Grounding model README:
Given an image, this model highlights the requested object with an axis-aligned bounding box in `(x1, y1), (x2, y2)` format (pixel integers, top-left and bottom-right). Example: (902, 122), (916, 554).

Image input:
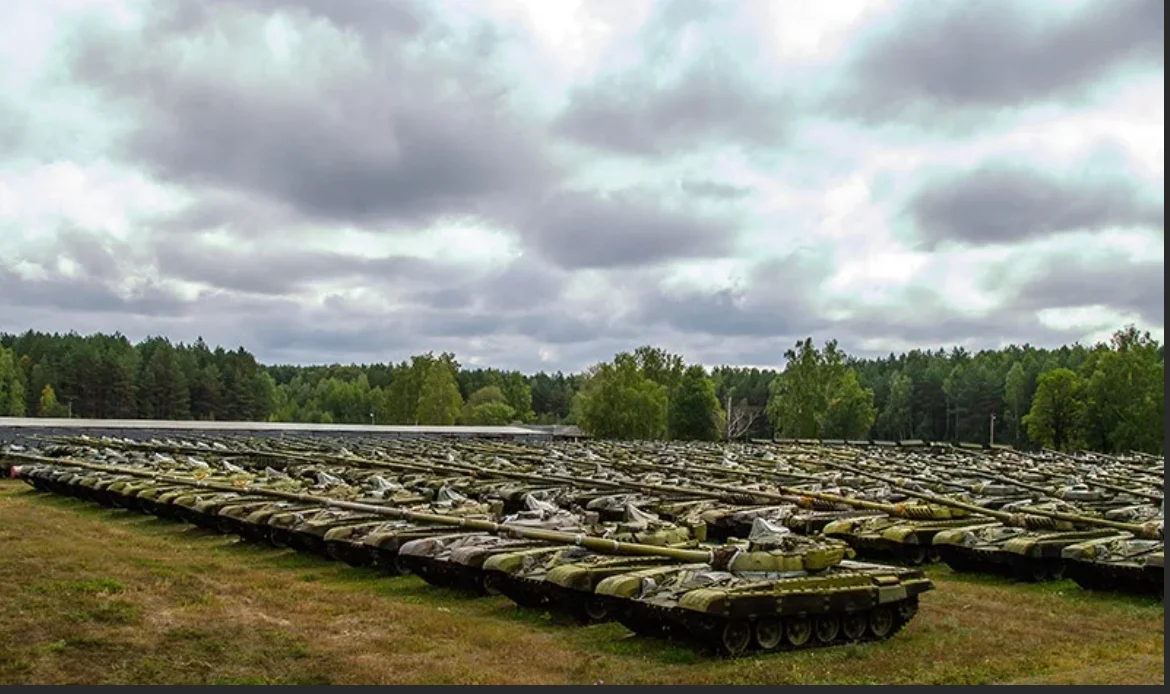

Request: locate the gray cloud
(990, 249), (1164, 325)
(837, 0), (1164, 121)
(823, 286), (1088, 356)
(907, 163), (1164, 248)
(555, 59), (793, 156)
(152, 238), (463, 296)
(523, 190), (734, 269)
(554, 0), (792, 156)
(67, 2), (557, 230)
(195, 0), (432, 39)
(635, 251), (834, 337)
(679, 179), (751, 200)
(0, 264), (188, 318)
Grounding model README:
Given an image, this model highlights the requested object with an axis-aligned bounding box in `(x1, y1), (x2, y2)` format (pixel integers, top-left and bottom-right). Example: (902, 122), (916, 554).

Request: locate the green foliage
(465, 401), (517, 425)
(575, 353), (669, 440)
(1078, 326), (1164, 454)
(0, 345), (26, 416)
(766, 339), (876, 439)
(874, 370), (912, 440)
(467, 386), (506, 408)
(462, 386), (518, 425)
(667, 365), (722, 441)
(632, 345), (685, 391)
(416, 359), (464, 426)
(1003, 361), (1032, 445)
(38, 385), (68, 418)
(1023, 368), (1087, 451)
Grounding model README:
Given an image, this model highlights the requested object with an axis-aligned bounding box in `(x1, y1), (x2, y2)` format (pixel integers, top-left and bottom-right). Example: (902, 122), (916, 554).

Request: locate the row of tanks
(2, 433), (1162, 654)
(8, 433), (1162, 596)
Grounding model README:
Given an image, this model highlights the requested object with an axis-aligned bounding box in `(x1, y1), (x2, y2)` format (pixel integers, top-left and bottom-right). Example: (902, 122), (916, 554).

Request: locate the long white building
(0, 417), (554, 443)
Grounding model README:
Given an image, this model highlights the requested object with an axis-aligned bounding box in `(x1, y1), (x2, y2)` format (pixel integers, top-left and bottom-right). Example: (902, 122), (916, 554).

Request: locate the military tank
(821, 462), (1165, 581)
(269, 486), (490, 558)
(593, 519), (934, 655)
(322, 490), (500, 571)
(1061, 503), (1165, 596)
(395, 496), (604, 594)
(477, 502), (699, 622)
(930, 499), (1162, 582)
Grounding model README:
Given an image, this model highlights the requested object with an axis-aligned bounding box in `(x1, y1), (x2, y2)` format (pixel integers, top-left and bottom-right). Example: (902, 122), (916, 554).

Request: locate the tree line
(0, 326), (1163, 453)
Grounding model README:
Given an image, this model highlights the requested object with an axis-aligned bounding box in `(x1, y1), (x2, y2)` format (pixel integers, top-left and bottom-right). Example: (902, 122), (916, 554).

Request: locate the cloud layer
(0, 0), (1163, 371)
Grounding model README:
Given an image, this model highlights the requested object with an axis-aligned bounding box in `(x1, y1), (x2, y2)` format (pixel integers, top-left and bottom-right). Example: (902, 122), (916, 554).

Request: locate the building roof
(0, 417), (545, 437)
(520, 424), (589, 437)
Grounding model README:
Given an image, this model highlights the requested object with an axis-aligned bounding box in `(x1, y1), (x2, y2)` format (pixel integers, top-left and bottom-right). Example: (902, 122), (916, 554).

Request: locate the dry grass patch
(0, 480), (1162, 685)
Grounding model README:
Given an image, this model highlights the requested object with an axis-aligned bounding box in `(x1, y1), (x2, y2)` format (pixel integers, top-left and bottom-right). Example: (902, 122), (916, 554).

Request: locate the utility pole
(989, 412), (996, 447)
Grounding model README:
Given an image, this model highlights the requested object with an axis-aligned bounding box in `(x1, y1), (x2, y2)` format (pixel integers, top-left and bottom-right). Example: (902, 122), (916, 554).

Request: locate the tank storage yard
(2, 428), (1162, 664)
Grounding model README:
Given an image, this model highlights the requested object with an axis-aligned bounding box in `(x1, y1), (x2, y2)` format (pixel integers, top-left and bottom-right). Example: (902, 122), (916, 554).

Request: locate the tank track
(610, 596), (921, 656)
(1063, 561), (1164, 597)
(936, 546), (1067, 582)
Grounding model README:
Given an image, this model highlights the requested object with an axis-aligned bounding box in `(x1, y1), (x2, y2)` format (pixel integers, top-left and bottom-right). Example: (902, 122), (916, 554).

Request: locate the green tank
(482, 546), (682, 622)
(322, 492), (500, 570)
(477, 502), (699, 622)
(593, 519), (933, 655)
(1061, 511), (1164, 597)
(395, 496), (603, 593)
(930, 499), (1161, 581)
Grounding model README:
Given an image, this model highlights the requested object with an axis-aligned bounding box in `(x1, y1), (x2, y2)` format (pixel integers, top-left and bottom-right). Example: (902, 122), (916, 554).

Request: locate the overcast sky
(0, 0), (1163, 372)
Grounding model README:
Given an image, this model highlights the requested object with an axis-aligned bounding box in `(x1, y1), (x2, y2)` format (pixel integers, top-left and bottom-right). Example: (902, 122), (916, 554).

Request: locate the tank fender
(876, 584), (907, 604)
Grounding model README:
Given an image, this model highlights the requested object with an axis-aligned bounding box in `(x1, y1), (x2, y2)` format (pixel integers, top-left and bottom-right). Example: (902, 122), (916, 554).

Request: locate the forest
(0, 326), (1163, 454)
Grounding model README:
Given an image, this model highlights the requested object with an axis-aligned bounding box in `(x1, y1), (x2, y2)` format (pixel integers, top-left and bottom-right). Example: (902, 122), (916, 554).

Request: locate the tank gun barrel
(827, 460), (1161, 537)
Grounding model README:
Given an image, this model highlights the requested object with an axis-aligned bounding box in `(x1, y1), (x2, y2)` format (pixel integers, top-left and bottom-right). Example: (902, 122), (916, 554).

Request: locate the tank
(478, 501), (699, 622)
(322, 490), (501, 570)
(813, 494), (982, 565)
(1061, 515), (1164, 597)
(930, 498), (1162, 581)
(593, 519), (933, 655)
(483, 546), (681, 622)
(395, 496), (603, 594)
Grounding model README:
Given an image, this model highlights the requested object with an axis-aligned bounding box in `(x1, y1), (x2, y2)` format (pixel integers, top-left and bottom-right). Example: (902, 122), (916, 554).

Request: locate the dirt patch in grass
(0, 480), (1162, 685)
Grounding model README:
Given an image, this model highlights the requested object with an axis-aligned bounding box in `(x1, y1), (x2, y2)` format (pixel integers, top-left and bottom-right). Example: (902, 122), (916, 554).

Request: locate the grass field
(0, 479), (1163, 685)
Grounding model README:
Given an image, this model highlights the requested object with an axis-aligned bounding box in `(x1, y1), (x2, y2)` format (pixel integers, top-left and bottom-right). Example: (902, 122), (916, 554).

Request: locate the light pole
(989, 412), (996, 447)
(370, 412), (375, 426)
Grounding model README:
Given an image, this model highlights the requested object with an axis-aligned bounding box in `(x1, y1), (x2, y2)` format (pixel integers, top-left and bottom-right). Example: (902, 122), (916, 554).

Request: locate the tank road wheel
(842, 612), (867, 641)
(474, 572), (503, 597)
(581, 596), (609, 623)
(902, 545), (927, 566)
(719, 620), (752, 656)
(585, 594), (613, 622)
(753, 617), (784, 651)
(785, 617), (813, 648)
(927, 546), (941, 563)
(814, 616), (841, 644)
(1048, 562), (1066, 581)
(371, 550), (403, 576)
(868, 606), (895, 639)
